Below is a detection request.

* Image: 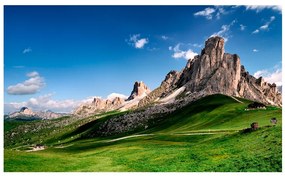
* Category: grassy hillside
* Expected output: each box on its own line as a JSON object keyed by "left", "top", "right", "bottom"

{"left": 4, "top": 94, "right": 282, "bottom": 172}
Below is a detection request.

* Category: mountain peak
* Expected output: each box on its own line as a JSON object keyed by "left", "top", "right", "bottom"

{"left": 20, "top": 107, "right": 29, "bottom": 112}
{"left": 139, "top": 36, "right": 281, "bottom": 107}
{"left": 127, "top": 81, "right": 151, "bottom": 100}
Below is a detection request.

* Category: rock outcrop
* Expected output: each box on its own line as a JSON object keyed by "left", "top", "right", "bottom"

{"left": 74, "top": 81, "right": 151, "bottom": 117}
{"left": 138, "top": 70, "right": 181, "bottom": 107}
{"left": 139, "top": 36, "right": 281, "bottom": 107}
{"left": 127, "top": 81, "right": 151, "bottom": 100}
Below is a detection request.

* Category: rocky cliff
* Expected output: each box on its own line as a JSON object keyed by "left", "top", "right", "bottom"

{"left": 127, "top": 81, "right": 151, "bottom": 100}
{"left": 139, "top": 36, "right": 281, "bottom": 107}
{"left": 73, "top": 96, "right": 126, "bottom": 117}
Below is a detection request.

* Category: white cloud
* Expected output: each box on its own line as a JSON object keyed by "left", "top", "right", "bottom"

{"left": 260, "top": 24, "right": 269, "bottom": 30}
{"left": 252, "top": 16, "right": 275, "bottom": 34}
{"left": 4, "top": 94, "right": 100, "bottom": 114}
{"left": 194, "top": 7, "right": 216, "bottom": 20}
{"left": 161, "top": 35, "right": 168, "bottom": 40}
{"left": 107, "top": 93, "right": 128, "bottom": 101}
{"left": 194, "top": 6, "right": 230, "bottom": 20}
{"left": 27, "top": 71, "right": 39, "bottom": 77}
{"left": 253, "top": 49, "right": 259, "bottom": 52}
{"left": 252, "top": 29, "right": 259, "bottom": 34}
{"left": 168, "top": 46, "right": 172, "bottom": 50}
{"left": 128, "top": 34, "right": 149, "bottom": 49}
{"left": 245, "top": 5, "right": 282, "bottom": 13}
{"left": 215, "top": 6, "right": 227, "bottom": 19}
{"left": 254, "top": 65, "right": 282, "bottom": 86}
{"left": 210, "top": 20, "right": 236, "bottom": 42}
{"left": 240, "top": 24, "right": 246, "bottom": 31}
{"left": 170, "top": 43, "right": 198, "bottom": 60}
{"left": 23, "top": 47, "right": 32, "bottom": 54}
{"left": 7, "top": 71, "right": 45, "bottom": 95}
{"left": 135, "top": 38, "right": 148, "bottom": 48}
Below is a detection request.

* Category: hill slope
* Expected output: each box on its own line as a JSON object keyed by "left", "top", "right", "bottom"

{"left": 4, "top": 94, "right": 282, "bottom": 172}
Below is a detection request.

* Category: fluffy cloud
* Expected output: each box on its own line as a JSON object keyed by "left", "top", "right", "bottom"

{"left": 7, "top": 71, "right": 45, "bottom": 95}
{"left": 128, "top": 34, "right": 149, "bottom": 49}
{"left": 210, "top": 20, "right": 236, "bottom": 42}
{"left": 170, "top": 44, "right": 198, "bottom": 60}
{"left": 253, "top": 49, "right": 259, "bottom": 52}
{"left": 23, "top": 47, "right": 32, "bottom": 54}
{"left": 254, "top": 65, "right": 282, "bottom": 86}
{"left": 252, "top": 29, "right": 259, "bottom": 34}
{"left": 194, "top": 7, "right": 215, "bottom": 20}
{"left": 107, "top": 93, "right": 128, "bottom": 100}
{"left": 245, "top": 5, "right": 282, "bottom": 13}
{"left": 252, "top": 16, "right": 275, "bottom": 34}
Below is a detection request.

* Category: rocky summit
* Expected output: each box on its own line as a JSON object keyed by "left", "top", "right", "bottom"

{"left": 127, "top": 81, "right": 151, "bottom": 100}
{"left": 139, "top": 36, "right": 281, "bottom": 107}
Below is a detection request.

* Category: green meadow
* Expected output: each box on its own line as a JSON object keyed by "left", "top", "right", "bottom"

{"left": 4, "top": 94, "right": 282, "bottom": 172}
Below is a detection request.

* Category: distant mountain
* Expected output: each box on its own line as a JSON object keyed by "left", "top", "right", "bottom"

{"left": 6, "top": 107, "right": 68, "bottom": 120}
{"left": 73, "top": 81, "right": 151, "bottom": 117}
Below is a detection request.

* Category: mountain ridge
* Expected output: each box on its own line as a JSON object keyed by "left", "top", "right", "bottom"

{"left": 139, "top": 36, "right": 281, "bottom": 108}
{"left": 6, "top": 107, "right": 68, "bottom": 120}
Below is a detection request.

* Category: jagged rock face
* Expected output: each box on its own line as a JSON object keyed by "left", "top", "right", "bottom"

{"left": 138, "top": 70, "right": 181, "bottom": 107}
{"left": 74, "top": 81, "right": 152, "bottom": 117}
{"left": 127, "top": 81, "right": 151, "bottom": 100}
{"left": 237, "top": 67, "right": 281, "bottom": 106}
{"left": 74, "top": 97, "right": 126, "bottom": 117}
{"left": 178, "top": 37, "right": 241, "bottom": 97}
{"left": 139, "top": 36, "right": 281, "bottom": 107}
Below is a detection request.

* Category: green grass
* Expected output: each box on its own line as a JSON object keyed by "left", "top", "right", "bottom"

{"left": 4, "top": 120, "right": 29, "bottom": 132}
{"left": 4, "top": 94, "right": 282, "bottom": 172}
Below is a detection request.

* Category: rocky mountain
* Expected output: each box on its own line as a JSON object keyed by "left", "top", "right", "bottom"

{"left": 92, "top": 36, "right": 281, "bottom": 136}
{"left": 73, "top": 97, "right": 126, "bottom": 117}
{"left": 74, "top": 35, "right": 281, "bottom": 127}
{"left": 139, "top": 36, "right": 281, "bottom": 107}
{"left": 6, "top": 107, "right": 68, "bottom": 120}
{"left": 127, "top": 81, "right": 151, "bottom": 100}
{"left": 73, "top": 81, "right": 151, "bottom": 117}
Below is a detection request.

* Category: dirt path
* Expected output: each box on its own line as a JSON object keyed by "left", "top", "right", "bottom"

{"left": 106, "top": 134, "right": 154, "bottom": 143}
{"left": 230, "top": 96, "right": 244, "bottom": 104}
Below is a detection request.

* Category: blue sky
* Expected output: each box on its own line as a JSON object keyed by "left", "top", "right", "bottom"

{"left": 4, "top": 5, "right": 282, "bottom": 113}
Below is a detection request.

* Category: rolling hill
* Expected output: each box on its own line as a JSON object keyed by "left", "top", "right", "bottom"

{"left": 4, "top": 94, "right": 282, "bottom": 172}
